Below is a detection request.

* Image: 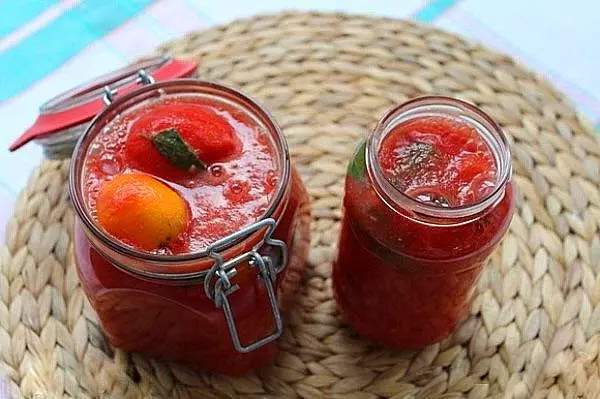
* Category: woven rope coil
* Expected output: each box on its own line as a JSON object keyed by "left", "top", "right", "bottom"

{"left": 1, "top": 11, "right": 600, "bottom": 399}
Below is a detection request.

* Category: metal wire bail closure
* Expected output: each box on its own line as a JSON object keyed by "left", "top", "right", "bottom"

{"left": 103, "top": 69, "right": 156, "bottom": 105}
{"left": 203, "top": 218, "right": 288, "bottom": 353}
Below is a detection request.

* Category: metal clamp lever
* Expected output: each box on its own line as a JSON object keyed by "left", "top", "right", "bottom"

{"left": 102, "top": 69, "right": 155, "bottom": 105}
{"left": 203, "top": 218, "right": 288, "bottom": 353}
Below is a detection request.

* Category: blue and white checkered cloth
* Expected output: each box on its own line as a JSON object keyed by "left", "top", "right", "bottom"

{"left": 0, "top": 0, "right": 599, "bottom": 244}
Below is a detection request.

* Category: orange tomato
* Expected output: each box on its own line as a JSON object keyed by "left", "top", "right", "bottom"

{"left": 96, "top": 173, "right": 189, "bottom": 251}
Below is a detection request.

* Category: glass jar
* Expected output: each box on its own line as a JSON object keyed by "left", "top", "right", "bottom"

{"left": 333, "top": 96, "right": 515, "bottom": 348}
{"left": 69, "top": 80, "right": 311, "bottom": 375}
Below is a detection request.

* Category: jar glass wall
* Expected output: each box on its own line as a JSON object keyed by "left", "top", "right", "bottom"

{"left": 333, "top": 96, "right": 515, "bottom": 348}
{"left": 70, "top": 80, "right": 311, "bottom": 374}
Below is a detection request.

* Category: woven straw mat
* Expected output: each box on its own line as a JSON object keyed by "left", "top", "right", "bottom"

{"left": 2, "top": 11, "right": 600, "bottom": 399}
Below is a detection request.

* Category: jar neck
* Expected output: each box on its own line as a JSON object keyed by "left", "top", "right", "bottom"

{"left": 367, "top": 96, "right": 512, "bottom": 220}
{"left": 69, "top": 79, "right": 291, "bottom": 279}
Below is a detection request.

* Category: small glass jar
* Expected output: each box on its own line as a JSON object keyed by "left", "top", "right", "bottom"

{"left": 69, "top": 80, "right": 311, "bottom": 375}
{"left": 333, "top": 96, "right": 515, "bottom": 348}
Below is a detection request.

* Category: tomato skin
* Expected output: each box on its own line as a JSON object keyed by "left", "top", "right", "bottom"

{"left": 95, "top": 173, "right": 189, "bottom": 251}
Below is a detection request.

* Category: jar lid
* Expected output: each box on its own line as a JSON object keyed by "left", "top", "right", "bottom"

{"left": 9, "top": 55, "right": 198, "bottom": 153}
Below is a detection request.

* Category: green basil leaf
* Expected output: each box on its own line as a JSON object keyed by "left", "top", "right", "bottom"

{"left": 151, "top": 128, "right": 206, "bottom": 171}
{"left": 348, "top": 140, "right": 367, "bottom": 181}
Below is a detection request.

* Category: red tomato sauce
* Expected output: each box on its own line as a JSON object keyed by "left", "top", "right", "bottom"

{"left": 378, "top": 116, "right": 497, "bottom": 207}
{"left": 83, "top": 95, "right": 279, "bottom": 254}
{"left": 334, "top": 114, "right": 514, "bottom": 348}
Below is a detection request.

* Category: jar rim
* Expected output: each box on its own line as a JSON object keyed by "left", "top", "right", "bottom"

{"left": 367, "top": 95, "right": 512, "bottom": 219}
{"left": 68, "top": 79, "right": 291, "bottom": 272}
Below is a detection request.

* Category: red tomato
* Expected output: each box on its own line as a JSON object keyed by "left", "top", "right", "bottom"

{"left": 125, "top": 103, "right": 241, "bottom": 182}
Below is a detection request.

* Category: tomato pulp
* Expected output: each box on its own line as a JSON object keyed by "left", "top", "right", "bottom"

{"left": 378, "top": 116, "right": 497, "bottom": 207}
{"left": 334, "top": 101, "right": 514, "bottom": 348}
{"left": 73, "top": 88, "right": 310, "bottom": 374}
